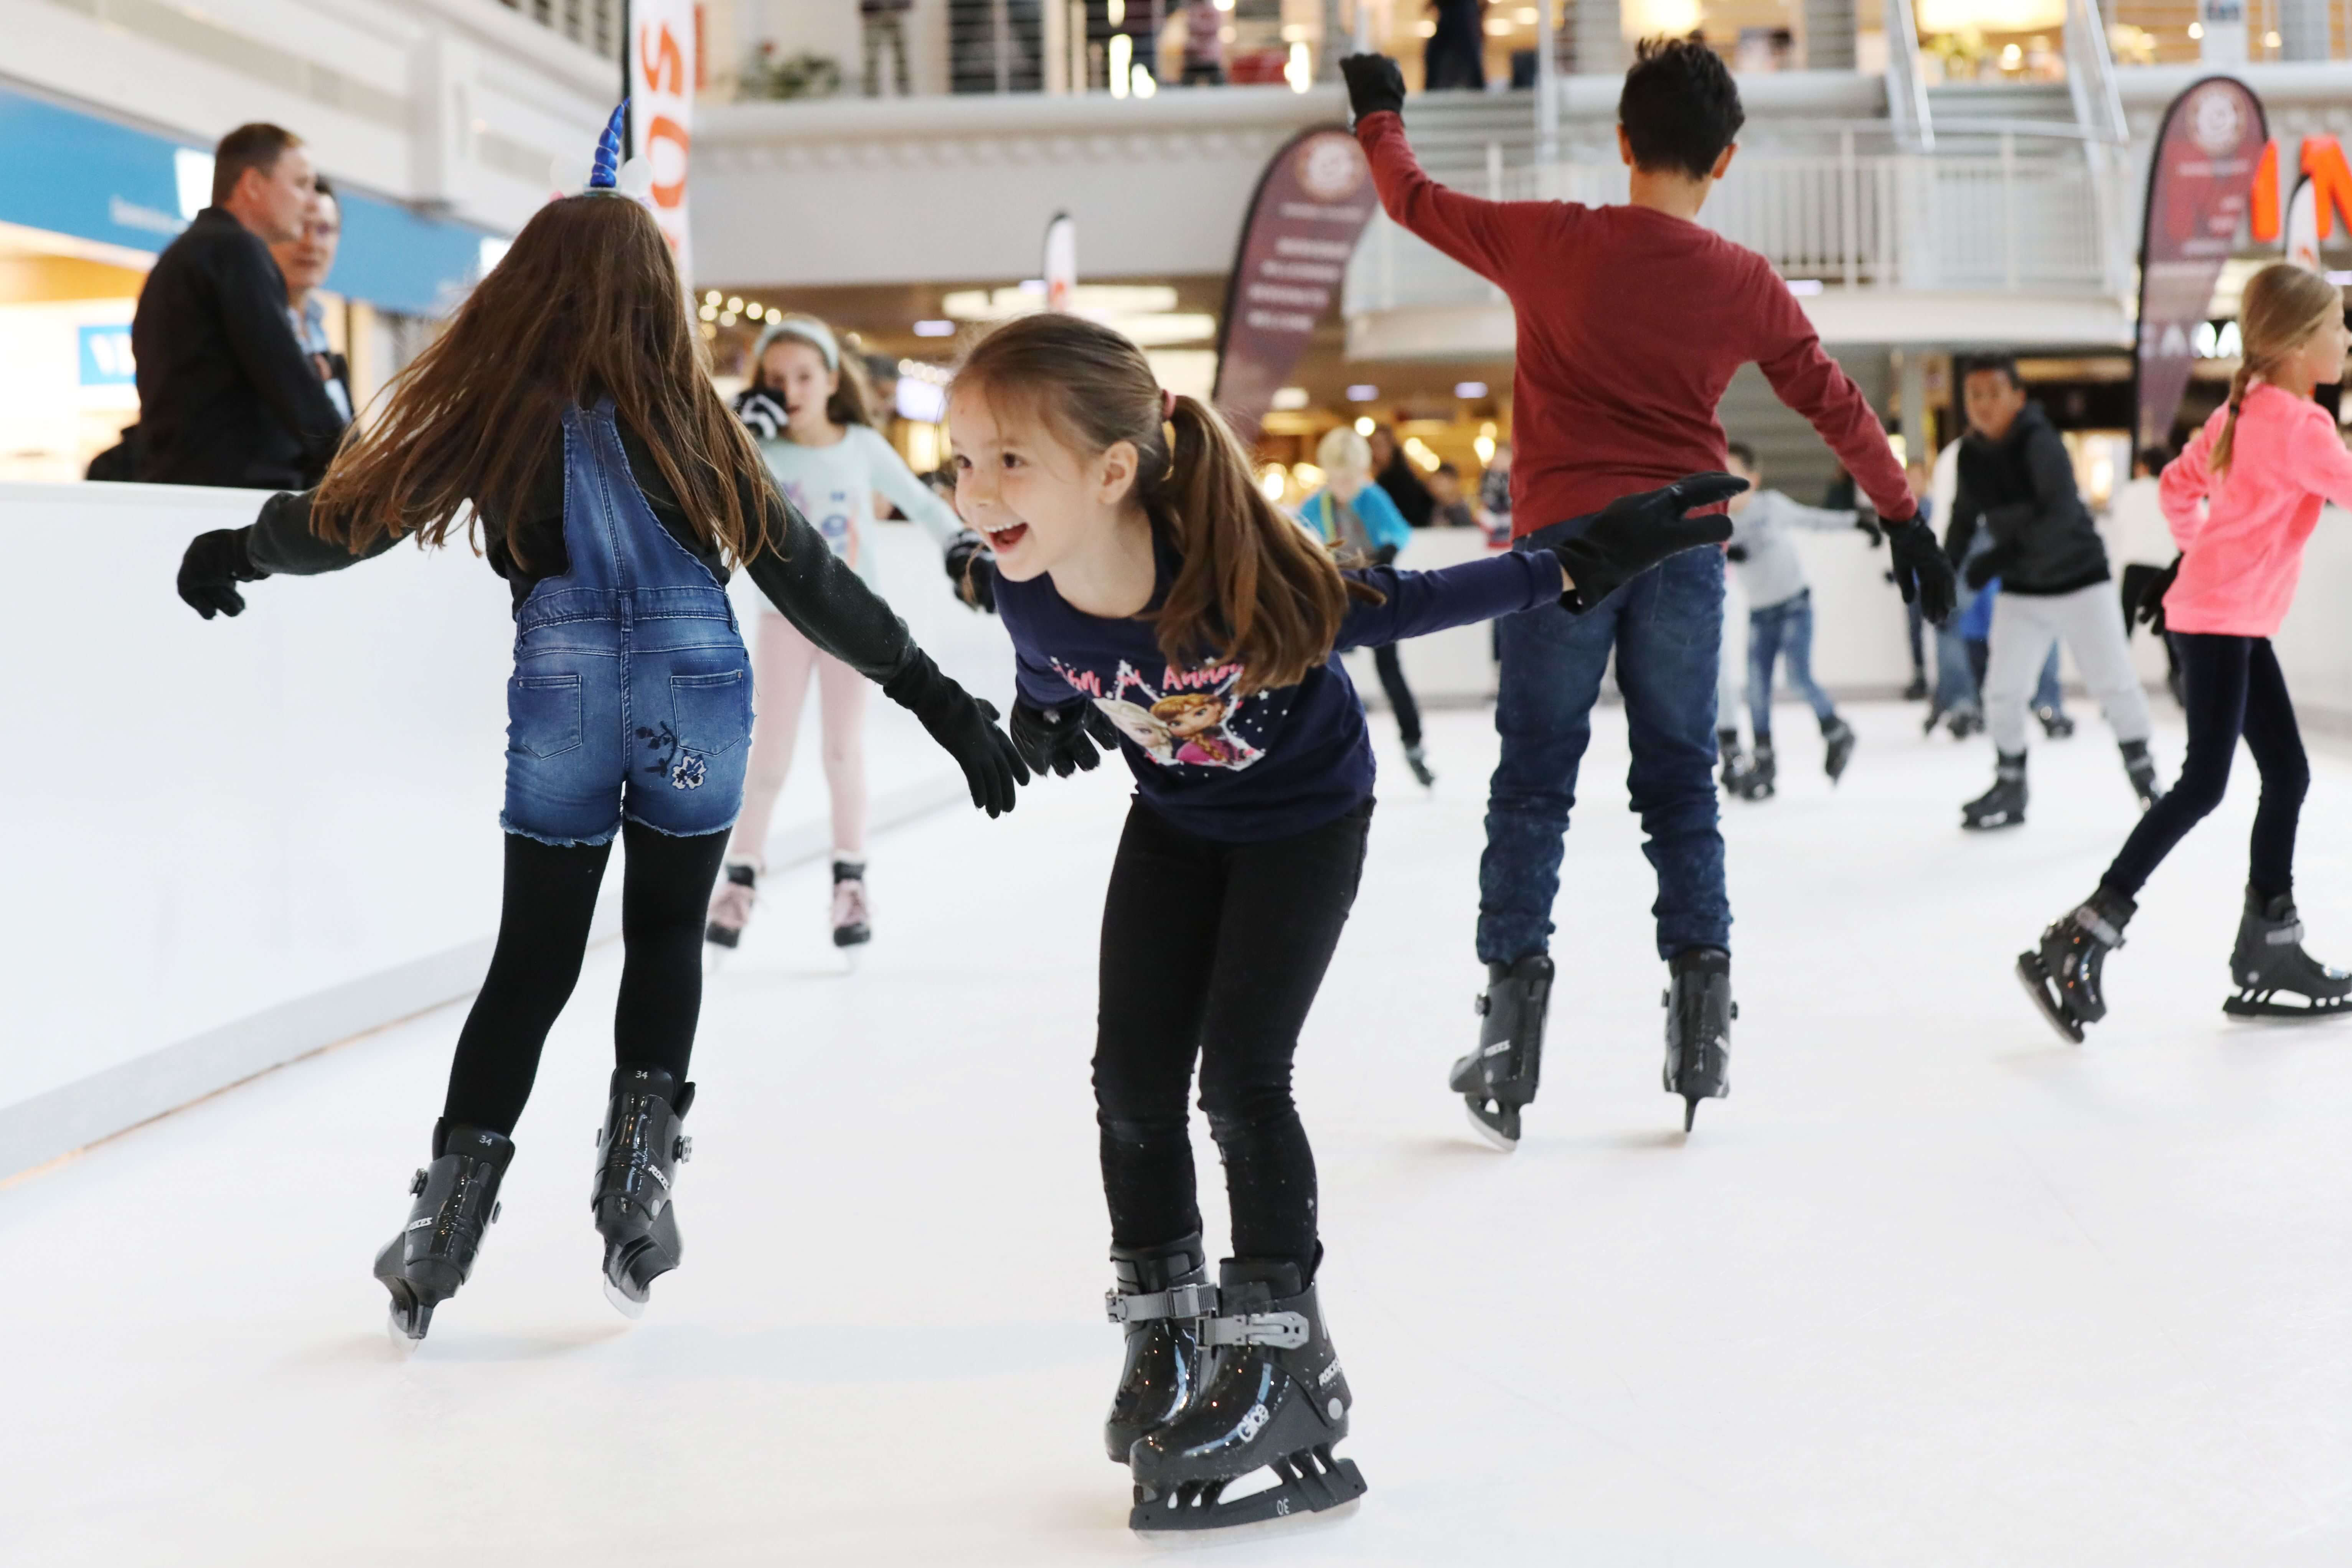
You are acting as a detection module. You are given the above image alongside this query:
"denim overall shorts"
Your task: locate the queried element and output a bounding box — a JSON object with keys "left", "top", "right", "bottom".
{"left": 501, "top": 399, "right": 753, "bottom": 846}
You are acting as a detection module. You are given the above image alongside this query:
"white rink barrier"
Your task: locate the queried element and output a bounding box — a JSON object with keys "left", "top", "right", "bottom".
{"left": 0, "top": 483, "right": 1011, "bottom": 1180}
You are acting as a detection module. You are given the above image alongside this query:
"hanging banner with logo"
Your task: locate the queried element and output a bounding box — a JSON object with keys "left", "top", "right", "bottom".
{"left": 630, "top": 0, "right": 696, "bottom": 280}
{"left": 1211, "top": 126, "right": 1377, "bottom": 445}
{"left": 2135, "top": 77, "right": 2267, "bottom": 452}
{"left": 1043, "top": 211, "right": 1077, "bottom": 313}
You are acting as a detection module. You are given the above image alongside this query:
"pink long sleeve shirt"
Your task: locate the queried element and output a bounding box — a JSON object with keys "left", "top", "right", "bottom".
{"left": 2161, "top": 382, "right": 2352, "bottom": 637}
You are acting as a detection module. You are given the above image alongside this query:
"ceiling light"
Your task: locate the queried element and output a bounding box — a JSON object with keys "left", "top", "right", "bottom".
{"left": 704, "top": 290, "right": 721, "bottom": 305}
{"left": 1272, "top": 387, "right": 1310, "bottom": 411}
{"left": 1455, "top": 381, "right": 1488, "bottom": 399}
{"left": 1354, "top": 416, "right": 1375, "bottom": 436}
{"left": 914, "top": 319, "right": 956, "bottom": 337}
{"left": 1345, "top": 384, "right": 1378, "bottom": 402}
{"left": 727, "top": 296, "right": 743, "bottom": 312}
{"left": 1484, "top": 17, "right": 1514, "bottom": 33}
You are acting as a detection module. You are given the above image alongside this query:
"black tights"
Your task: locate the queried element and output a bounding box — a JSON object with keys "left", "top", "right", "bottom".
{"left": 1371, "top": 642, "right": 1423, "bottom": 748}
{"left": 441, "top": 823, "right": 730, "bottom": 1135}
{"left": 1092, "top": 800, "right": 1371, "bottom": 1278}
{"left": 2103, "top": 633, "right": 2307, "bottom": 900}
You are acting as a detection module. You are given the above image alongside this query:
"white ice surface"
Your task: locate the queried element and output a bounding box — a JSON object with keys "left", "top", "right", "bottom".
{"left": 10, "top": 701, "right": 2352, "bottom": 1566}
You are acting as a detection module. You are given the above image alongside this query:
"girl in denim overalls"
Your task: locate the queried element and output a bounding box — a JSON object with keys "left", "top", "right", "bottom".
{"left": 174, "top": 112, "right": 1027, "bottom": 1340}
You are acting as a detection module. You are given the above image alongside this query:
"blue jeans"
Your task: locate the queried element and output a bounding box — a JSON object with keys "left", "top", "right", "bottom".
{"left": 1747, "top": 589, "right": 1836, "bottom": 737}
{"left": 1479, "top": 535, "right": 1728, "bottom": 963}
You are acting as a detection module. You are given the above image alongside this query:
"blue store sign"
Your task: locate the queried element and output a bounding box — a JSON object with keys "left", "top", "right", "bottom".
{"left": 0, "top": 85, "right": 499, "bottom": 317}
{"left": 78, "top": 324, "right": 136, "bottom": 386}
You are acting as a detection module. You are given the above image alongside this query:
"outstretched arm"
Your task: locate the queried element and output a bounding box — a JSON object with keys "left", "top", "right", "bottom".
{"left": 1336, "top": 552, "right": 1562, "bottom": 650}
{"left": 740, "top": 465, "right": 915, "bottom": 684}
{"left": 1354, "top": 108, "right": 1534, "bottom": 287}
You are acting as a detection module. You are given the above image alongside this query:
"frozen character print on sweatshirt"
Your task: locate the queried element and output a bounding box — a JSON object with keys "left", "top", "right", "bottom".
{"left": 780, "top": 476, "right": 859, "bottom": 570}
{"left": 1050, "top": 656, "right": 1270, "bottom": 772}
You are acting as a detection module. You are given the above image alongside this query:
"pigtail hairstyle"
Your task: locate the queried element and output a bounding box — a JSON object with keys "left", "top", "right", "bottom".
{"left": 2211, "top": 262, "right": 2344, "bottom": 478}
{"left": 956, "top": 313, "right": 1378, "bottom": 693}
{"left": 310, "top": 193, "right": 771, "bottom": 570}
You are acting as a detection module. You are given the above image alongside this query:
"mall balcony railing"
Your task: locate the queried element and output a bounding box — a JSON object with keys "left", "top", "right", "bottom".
{"left": 492, "top": 0, "right": 622, "bottom": 61}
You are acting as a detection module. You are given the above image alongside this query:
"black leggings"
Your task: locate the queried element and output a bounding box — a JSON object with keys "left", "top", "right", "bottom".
{"left": 2102, "top": 633, "right": 2307, "bottom": 900}
{"left": 1372, "top": 643, "right": 1422, "bottom": 747}
{"left": 1093, "top": 799, "right": 1372, "bottom": 1277}
{"left": 441, "top": 823, "right": 731, "bottom": 1134}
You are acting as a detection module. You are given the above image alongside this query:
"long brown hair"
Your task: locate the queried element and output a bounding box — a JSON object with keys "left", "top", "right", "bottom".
{"left": 2212, "top": 262, "right": 2344, "bottom": 478}
{"left": 955, "top": 313, "right": 1376, "bottom": 693}
{"left": 310, "top": 194, "right": 769, "bottom": 567}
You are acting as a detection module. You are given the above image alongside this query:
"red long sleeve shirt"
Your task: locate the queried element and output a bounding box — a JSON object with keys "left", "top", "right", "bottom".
{"left": 1356, "top": 112, "right": 1912, "bottom": 536}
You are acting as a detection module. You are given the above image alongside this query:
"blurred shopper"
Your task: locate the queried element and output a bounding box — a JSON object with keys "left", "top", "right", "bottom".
{"left": 170, "top": 117, "right": 1022, "bottom": 1337}
{"left": 1367, "top": 422, "right": 1436, "bottom": 527}
{"left": 132, "top": 123, "right": 346, "bottom": 488}
{"left": 861, "top": 0, "right": 914, "bottom": 97}
{"left": 707, "top": 315, "right": 988, "bottom": 959}
{"left": 1900, "top": 459, "right": 1932, "bottom": 699}
{"left": 1715, "top": 441, "right": 1875, "bottom": 801}
{"left": 2019, "top": 263, "right": 2352, "bottom": 1042}
{"left": 1423, "top": 0, "right": 1486, "bottom": 89}
{"left": 269, "top": 175, "right": 351, "bottom": 425}
{"left": 1344, "top": 40, "right": 1954, "bottom": 1138}
{"left": 1477, "top": 439, "right": 1514, "bottom": 544}
{"left": 1947, "top": 357, "right": 2157, "bottom": 831}
{"left": 1428, "top": 462, "right": 1478, "bottom": 527}
{"left": 1180, "top": 0, "right": 1227, "bottom": 83}
{"left": 1299, "top": 425, "right": 1436, "bottom": 785}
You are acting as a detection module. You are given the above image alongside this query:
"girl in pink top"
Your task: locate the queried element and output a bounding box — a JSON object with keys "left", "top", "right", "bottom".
{"left": 2020, "top": 263, "right": 2352, "bottom": 1042}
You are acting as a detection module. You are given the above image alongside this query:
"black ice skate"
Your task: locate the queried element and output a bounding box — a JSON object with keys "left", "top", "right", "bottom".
{"left": 2223, "top": 887, "right": 2352, "bottom": 1019}
{"left": 1730, "top": 740, "right": 1777, "bottom": 801}
{"left": 2121, "top": 740, "right": 2162, "bottom": 811}
{"left": 1128, "top": 1259, "right": 1366, "bottom": 1533}
{"left": 1402, "top": 742, "right": 1436, "bottom": 788}
{"left": 1963, "top": 752, "right": 2027, "bottom": 830}
{"left": 2036, "top": 704, "right": 2076, "bottom": 739}
{"left": 1903, "top": 673, "right": 1930, "bottom": 702}
{"left": 2015, "top": 886, "right": 2134, "bottom": 1044}
{"left": 1663, "top": 947, "right": 1733, "bottom": 1131}
{"left": 374, "top": 1120, "right": 512, "bottom": 1342}
{"left": 1103, "top": 1233, "right": 1215, "bottom": 1462}
{"left": 1449, "top": 954, "right": 1553, "bottom": 1149}
{"left": 1716, "top": 728, "right": 1745, "bottom": 793}
{"left": 592, "top": 1067, "right": 694, "bottom": 1317}
{"left": 831, "top": 860, "right": 871, "bottom": 949}
{"left": 1936, "top": 701, "right": 1984, "bottom": 740}
{"left": 1821, "top": 715, "right": 1856, "bottom": 783}
{"left": 704, "top": 861, "right": 756, "bottom": 951}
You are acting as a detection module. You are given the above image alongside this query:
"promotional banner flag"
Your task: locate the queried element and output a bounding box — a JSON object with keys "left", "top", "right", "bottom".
{"left": 630, "top": 0, "right": 697, "bottom": 280}
{"left": 1043, "top": 211, "right": 1076, "bottom": 313}
{"left": 2284, "top": 173, "right": 2322, "bottom": 271}
{"left": 1211, "top": 127, "right": 1377, "bottom": 445}
{"left": 2135, "top": 77, "right": 2267, "bottom": 452}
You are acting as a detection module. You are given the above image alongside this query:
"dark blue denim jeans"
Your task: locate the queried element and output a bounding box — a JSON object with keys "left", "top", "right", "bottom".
{"left": 1478, "top": 534, "right": 1729, "bottom": 963}
{"left": 1747, "top": 589, "right": 1836, "bottom": 737}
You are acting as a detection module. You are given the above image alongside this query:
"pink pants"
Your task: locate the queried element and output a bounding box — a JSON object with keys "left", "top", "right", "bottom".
{"left": 727, "top": 612, "right": 867, "bottom": 867}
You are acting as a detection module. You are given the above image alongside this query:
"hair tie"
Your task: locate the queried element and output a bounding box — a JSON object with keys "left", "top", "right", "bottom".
{"left": 1161, "top": 388, "right": 1177, "bottom": 422}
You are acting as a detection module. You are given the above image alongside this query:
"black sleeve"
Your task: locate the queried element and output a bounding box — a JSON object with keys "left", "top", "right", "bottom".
{"left": 738, "top": 465, "right": 916, "bottom": 684}
{"left": 213, "top": 237, "right": 346, "bottom": 467}
{"left": 1943, "top": 465, "right": 1980, "bottom": 567}
{"left": 242, "top": 488, "right": 401, "bottom": 576}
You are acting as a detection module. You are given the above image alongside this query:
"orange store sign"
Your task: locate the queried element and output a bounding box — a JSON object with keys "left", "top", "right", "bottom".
{"left": 2250, "top": 136, "right": 2352, "bottom": 241}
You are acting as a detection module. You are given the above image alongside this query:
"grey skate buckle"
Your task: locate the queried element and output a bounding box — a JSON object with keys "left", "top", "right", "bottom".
{"left": 2074, "top": 905, "right": 2127, "bottom": 947}
{"left": 1202, "top": 1309, "right": 1310, "bottom": 1349}
{"left": 1105, "top": 1282, "right": 1219, "bottom": 1324}
{"left": 2266, "top": 922, "right": 2305, "bottom": 945}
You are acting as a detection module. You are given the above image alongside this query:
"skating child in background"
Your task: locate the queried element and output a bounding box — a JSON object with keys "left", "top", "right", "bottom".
{"left": 1715, "top": 440, "right": 1878, "bottom": 800}
{"left": 947, "top": 312, "right": 1735, "bottom": 1531}
{"left": 1946, "top": 356, "right": 2159, "bottom": 831}
{"left": 2020, "top": 263, "right": 2352, "bottom": 1041}
{"left": 707, "top": 314, "right": 989, "bottom": 958}
{"left": 1298, "top": 424, "right": 1436, "bottom": 786}
{"left": 173, "top": 112, "right": 1025, "bottom": 1340}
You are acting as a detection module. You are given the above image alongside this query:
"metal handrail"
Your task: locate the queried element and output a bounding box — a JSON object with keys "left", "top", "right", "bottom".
{"left": 2063, "top": 0, "right": 2133, "bottom": 145}
{"left": 1884, "top": 0, "right": 1937, "bottom": 153}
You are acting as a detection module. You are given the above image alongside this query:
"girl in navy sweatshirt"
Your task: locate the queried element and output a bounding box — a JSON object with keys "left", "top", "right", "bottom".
{"left": 948, "top": 312, "right": 1735, "bottom": 1531}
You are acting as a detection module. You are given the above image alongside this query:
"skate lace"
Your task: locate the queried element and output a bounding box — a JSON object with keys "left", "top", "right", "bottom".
{"left": 708, "top": 876, "right": 756, "bottom": 932}
{"left": 831, "top": 877, "right": 869, "bottom": 930}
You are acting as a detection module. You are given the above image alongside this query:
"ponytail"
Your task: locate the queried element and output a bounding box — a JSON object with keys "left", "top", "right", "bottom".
{"left": 955, "top": 314, "right": 1378, "bottom": 694}
{"left": 2212, "top": 261, "right": 2346, "bottom": 478}
{"left": 2209, "top": 363, "right": 2255, "bottom": 479}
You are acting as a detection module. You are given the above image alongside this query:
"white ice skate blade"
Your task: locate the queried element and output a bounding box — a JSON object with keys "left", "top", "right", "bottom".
{"left": 602, "top": 1276, "right": 647, "bottom": 1321}
{"left": 384, "top": 1310, "right": 423, "bottom": 1357}
{"left": 701, "top": 945, "right": 730, "bottom": 976}
{"left": 1130, "top": 1496, "right": 1362, "bottom": 1549}
{"left": 1463, "top": 1101, "right": 1519, "bottom": 1153}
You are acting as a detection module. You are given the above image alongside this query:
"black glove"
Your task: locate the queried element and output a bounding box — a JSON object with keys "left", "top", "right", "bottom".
{"left": 1884, "top": 515, "right": 1958, "bottom": 624}
{"left": 178, "top": 527, "right": 267, "bottom": 620}
{"left": 733, "top": 388, "right": 788, "bottom": 441}
{"left": 1340, "top": 54, "right": 1406, "bottom": 125}
{"left": 1009, "top": 697, "right": 1120, "bottom": 778}
{"left": 943, "top": 531, "right": 996, "bottom": 614}
{"left": 2136, "top": 555, "right": 2181, "bottom": 635}
{"left": 1854, "top": 511, "right": 1885, "bottom": 546}
{"left": 1724, "top": 544, "right": 1750, "bottom": 563}
{"left": 1549, "top": 473, "right": 1746, "bottom": 613}
{"left": 882, "top": 649, "right": 1028, "bottom": 817}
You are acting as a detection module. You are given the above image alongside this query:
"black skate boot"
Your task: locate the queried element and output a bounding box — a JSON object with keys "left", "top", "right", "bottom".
{"left": 704, "top": 861, "right": 756, "bottom": 951}
{"left": 1962, "top": 752, "right": 2027, "bottom": 831}
{"left": 1944, "top": 702, "right": 1985, "bottom": 740}
{"left": 1449, "top": 954, "right": 1553, "bottom": 1149}
{"left": 2036, "top": 704, "right": 2076, "bottom": 739}
{"left": 1821, "top": 714, "right": 1856, "bottom": 784}
{"left": 831, "top": 859, "right": 871, "bottom": 949}
{"left": 2223, "top": 887, "right": 2352, "bottom": 1019}
{"left": 2121, "top": 740, "right": 2162, "bottom": 810}
{"left": 1716, "top": 727, "right": 1745, "bottom": 793}
{"left": 1401, "top": 742, "right": 1436, "bottom": 788}
{"left": 1128, "top": 1259, "right": 1367, "bottom": 1533}
{"left": 2015, "top": 886, "right": 2134, "bottom": 1044}
{"left": 1103, "top": 1233, "right": 1216, "bottom": 1463}
{"left": 1733, "top": 740, "right": 1777, "bottom": 801}
{"left": 1663, "top": 948, "right": 1733, "bottom": 1132}
{"left": 1903, "top": 672, "right": 1930, "bottom": 702}
{"left": 592, "top": 1066, "right": 694, "bottom": 1318}
{"left": 374, "top": 1119, "right": 512, "bottom": 1342}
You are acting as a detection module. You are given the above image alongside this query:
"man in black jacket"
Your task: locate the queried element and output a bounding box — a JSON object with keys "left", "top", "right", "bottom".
{"left": 132, "top": 122, "right": 347, "bottom": 489}
{"left": 1945, "top": 358, "right": 2159, "bottom": 829}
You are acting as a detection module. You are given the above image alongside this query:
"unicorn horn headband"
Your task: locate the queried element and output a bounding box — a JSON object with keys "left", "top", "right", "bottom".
{"left": 548, "top": 101, "right": 654, "bottom": 201}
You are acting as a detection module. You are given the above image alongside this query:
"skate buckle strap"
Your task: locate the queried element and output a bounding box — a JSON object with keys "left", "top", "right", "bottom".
{"left": 1105, "top": 1281, "right": 1220, "bottom": 1324}
{"left": 2074, "top": 905, "right": 2126, "bottom": 948}
{"left": 1202, "top": 1309, "right": 1310, "bottom": 1349}
{"left": 2266, "top": 922, "right": 2305, "bottom": 945}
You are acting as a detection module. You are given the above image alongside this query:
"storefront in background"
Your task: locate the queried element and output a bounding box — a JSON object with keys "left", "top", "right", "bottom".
{"left": 0, "top": 84, "right": 502, "bottom": 481}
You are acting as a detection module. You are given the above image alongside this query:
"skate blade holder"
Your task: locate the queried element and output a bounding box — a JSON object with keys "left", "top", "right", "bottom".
{"left": 1200, "top": 1310, "right": 1310, "bottom": 1349}
{"left": 1129, "top": 1444, "right": 1367, "bottom": 1534}
{"left": 1105, "top": 1282, "right": 1219, "bottom": 1325}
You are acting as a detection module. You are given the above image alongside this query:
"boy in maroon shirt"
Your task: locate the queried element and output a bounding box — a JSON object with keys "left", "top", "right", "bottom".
{"left": 1341, "top": 42, "right": 1955, "bottom": 1141}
